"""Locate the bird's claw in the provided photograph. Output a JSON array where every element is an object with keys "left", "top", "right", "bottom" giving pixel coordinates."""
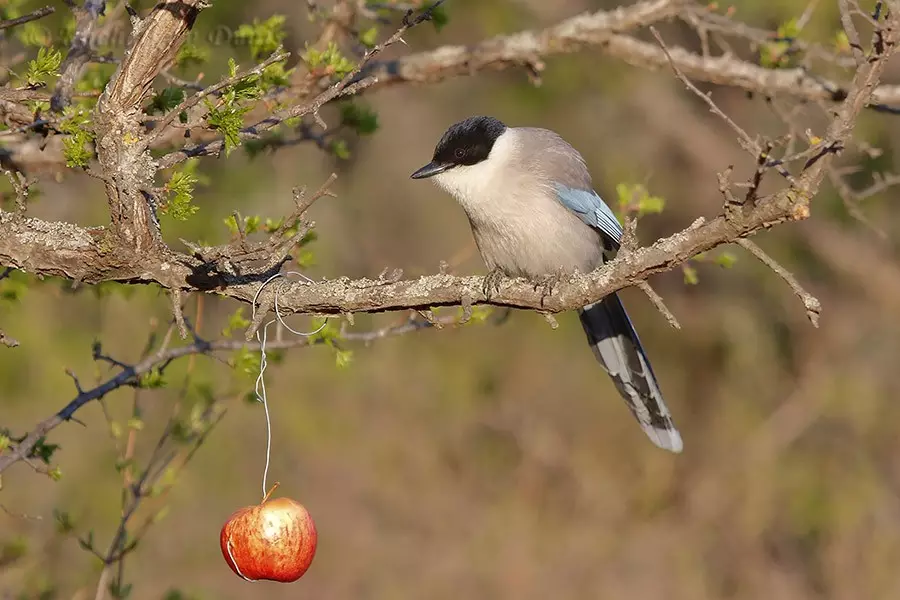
[
  {"left": 532, "top": 271, "right": 566, "bottom": 304},
  {"left": 482, "top": 268, "right": 506, "bottom": 300}
]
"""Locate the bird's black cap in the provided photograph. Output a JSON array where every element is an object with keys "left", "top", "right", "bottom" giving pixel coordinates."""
[{"left": 411, "top": 116, "right": 507, "bottom": 179}]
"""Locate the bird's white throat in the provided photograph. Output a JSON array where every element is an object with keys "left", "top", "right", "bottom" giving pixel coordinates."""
[{"left": 431, "top": 129, "right": 519, "bottom": 210}]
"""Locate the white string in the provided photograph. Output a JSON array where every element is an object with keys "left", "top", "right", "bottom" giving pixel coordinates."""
[{"left": 251, "top": 271, "right": 328, "bottom": 499}]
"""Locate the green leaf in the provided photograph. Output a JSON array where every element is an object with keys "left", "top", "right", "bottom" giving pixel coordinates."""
[
  {"left": 359, "top": 27, "right": 379, "bottom": 48},
  {"left": 25, "top": 47, "right": 62, "bottom": 87},
  {"left": 138, "top": 368, "right": 166, "bottom": 389},
  {"left": 339, "top": 102, "right": 379, "bottom": 135},
  {"left": 302, "top": 41, "right": 355, "bottom": 77},
  {"left": 175, "top": 40, "right": 211, "bottom": 70},
  {"left": 429, "top": 3, "right": 450, "bottom": 31},
  {"left": 261, "top": 62, "right": 293, "bottom": 88},
  {"left": 236, "top": 15, "right": 287, "bottom": 61},
  {"left": 161, "top": 160, "right": 201, "bottom": 221},
  {"left": 335, "top": 348, "right": 353, "bottom": 369},
  {"left": 59, "top": 107, "right": 95, "bottom": 168},
  {"left": 148, "top": 87, "right": 186, "bottom": 115},
  {"left": 231, "top": 347, "right": 259, "bottom": 380},
  {"left": 330, "top": 139, "right": 350, "bottom": 160},
  {"left": 222, "top": 308, "right": 251, "bottom": 338},
  {"left": 715, "top": 252, "right": 738, "bottom": 269},
  {"left": 206, "top": 100, "right": 251, "bottom": 157},
  {"left": 683, "top": 265, "right": 699, "bottom": 285},
  {"left": 0, "top": 536, "right": 28, "bottom": 564},
  {"left": 53, "top": 509, "right": 76, "bottom": 533},
  {"left": 615, "top": 182, "right": 665, "bottom": 217}
]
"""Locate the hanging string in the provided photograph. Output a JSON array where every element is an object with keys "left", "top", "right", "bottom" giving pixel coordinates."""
[{"left": 250, "top": 272, "right": 328, "bottom": 500}]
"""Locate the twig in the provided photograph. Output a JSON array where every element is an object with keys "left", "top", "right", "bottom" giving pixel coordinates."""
[
  {"left": 736, "top": 238, "right": 821, "bottom": 327},
  {"left": 171, "top": 289, "right": 188, "bottom": 339},
  {"left": 0, "top": 6, "right": 55, "bottom": 31},
  {"left": 638, "top": 282, "right": 681, "bottom": 329}
]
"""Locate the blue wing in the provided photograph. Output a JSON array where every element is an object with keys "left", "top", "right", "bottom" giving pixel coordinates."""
[{"left": 553, "top": 184, "right": 623, "bottom": 245}]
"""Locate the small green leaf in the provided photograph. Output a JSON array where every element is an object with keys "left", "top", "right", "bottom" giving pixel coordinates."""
[
  {"left": 683, "top": 265, "right": 699, "bottom": 285},
  {"left": 25, "top": 47, "right": 62, "bottom": 87},
  {"left": 206, "top": 101, "right": 251, "bottom": 156},
  {"left": 429, "top": 3, "right": 450, "bottom": 31},
  {"left": 340, "top": 102, "right": 379, "bottom": 135},
  {"left": 359, "top": 27, "right": 379, "bottom": 48},
  {"left": 114, "top": 458, "right": 134, "bottom": 473},
  {"left": 59, "top": 107, "right": 95, "bottom": 168},
  {"left": 222, "top": 308, "right": 251, "bottom": 337},
  {"left": 335, "top": 348, "right": 353, "bottom": 369},
  {"left": 236, "top": 15, "right": 287, "bottom": 61},
  {"left": 138, "top": 368, "right": 165, "bottom": 389},
  {"left": 54, "top": 509, "right": 76, "bottom": 533},
  {"left": 148, "top": 87, "right": 186, "bottom": 115},
  {"left": 302, "top": 41, "right": 356, "bottom": 77},
  {"left": 615, "top": 182, "right": 665, "bottom": 217},
  {"left": 330, "top": 139, "right": 350, "bottom": 160},
  {"left": 176, "top": 40, "right": 211, "bottom": 70},
  {"left": 161, "top": 161, "right": 201, "bottom": 221},
  {"left": 715, "top": 252, "right": 738, "bottom": 269}
]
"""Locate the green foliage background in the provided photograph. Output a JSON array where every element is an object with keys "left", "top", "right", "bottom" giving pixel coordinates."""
[{"left": 2, "top": 0, "right": 900, "bottom": 599}]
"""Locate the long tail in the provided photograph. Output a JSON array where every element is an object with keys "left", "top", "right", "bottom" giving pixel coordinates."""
[{"left": 578, "top": 294, "right": 683, "bottom": 453}]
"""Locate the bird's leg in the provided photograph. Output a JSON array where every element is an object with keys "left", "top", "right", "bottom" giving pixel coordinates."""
[{"left": 482, "top": 267, "right": 507, "bottom": 300}]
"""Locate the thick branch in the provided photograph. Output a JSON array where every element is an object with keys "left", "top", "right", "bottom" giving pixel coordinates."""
[{"left": 92, "top": 0, "right": 205, "bottom": 253}]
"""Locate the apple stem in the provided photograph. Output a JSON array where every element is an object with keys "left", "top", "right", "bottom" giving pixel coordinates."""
[{"left": 262, "top": 481, "right": 280, "bottom": 504}]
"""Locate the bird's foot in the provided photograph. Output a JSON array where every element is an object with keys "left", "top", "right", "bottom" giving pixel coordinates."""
[
  {"left": 531, "top": 270, "right": 567, "bottom": 304},
  {"left": 482, "top": 268, "right": 507, "bottom": 300}
]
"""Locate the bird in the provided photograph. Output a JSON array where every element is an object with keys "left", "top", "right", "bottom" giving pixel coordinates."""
[{"left": 410, "top": 116, "right": 683, "bottom": 453}]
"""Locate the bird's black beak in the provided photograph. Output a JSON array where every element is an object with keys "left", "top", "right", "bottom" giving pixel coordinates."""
[{"left": 410, "top": 161, "right": 450, "bottom": 179}]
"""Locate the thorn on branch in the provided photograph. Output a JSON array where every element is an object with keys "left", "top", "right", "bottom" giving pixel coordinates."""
[
  {"left": 745, "top": 142, "right": 773, "bottom": 205},
  {"left": 92, "top": 342, "right": 132, "bottom": 370},
  {"left": 736, "top": 238, "right": 821, "bottom": 327},
  {"left": 65, "top": 368, "right": 84, "bottom": 394}
]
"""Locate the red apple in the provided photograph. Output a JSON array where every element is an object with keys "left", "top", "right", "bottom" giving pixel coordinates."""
[{"left": 220, "top": 484, "right": 317, "bottom": 583}]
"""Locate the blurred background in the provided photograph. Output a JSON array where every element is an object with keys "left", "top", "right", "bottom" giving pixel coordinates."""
[{"left": 3, "top": 0, "right": 900, "bottom": 598}]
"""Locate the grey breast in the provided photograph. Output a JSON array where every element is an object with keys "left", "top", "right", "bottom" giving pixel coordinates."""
[{"left": 469, "top": 128, "right": 604, "bottom": 278}]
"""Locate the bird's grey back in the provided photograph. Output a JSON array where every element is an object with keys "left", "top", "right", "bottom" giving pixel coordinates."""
[{"left": 513, "top": 127, "right": 595, "bottom": 193}]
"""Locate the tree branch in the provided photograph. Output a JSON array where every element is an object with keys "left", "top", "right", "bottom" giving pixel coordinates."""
[
  {"left": 356, "top": 3, "right": 900, "bottom": 108},
  {"left": 0, "top": 6, "right": 55, "bottom": 32}
]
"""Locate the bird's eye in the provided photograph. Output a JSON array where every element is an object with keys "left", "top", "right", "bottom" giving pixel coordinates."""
[{"left": 454, "top": 148, "right": 466, "bottom": 159}]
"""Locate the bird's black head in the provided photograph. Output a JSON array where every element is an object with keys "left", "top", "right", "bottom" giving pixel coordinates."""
[{"left": 410, "top": 116, "right": 507, "bottom": 179}]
